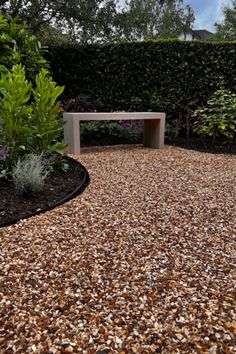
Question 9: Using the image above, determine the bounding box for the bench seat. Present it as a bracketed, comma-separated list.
[63, 112, 166, 154]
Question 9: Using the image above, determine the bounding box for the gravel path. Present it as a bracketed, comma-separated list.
[0, 145, 235, 353]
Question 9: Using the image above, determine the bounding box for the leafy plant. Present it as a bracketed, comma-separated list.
[193, 89, 236, 143]
[81, 120, 126, 138]
[118, 120, 143, 135]
[0, 16, 47, 80]
[12, 154, 48, 195]
[62, 94, 104, 113]
[165, 121, 181, 141]
[30, 69, 65, 154]
[0, 64, 33, 166]
[80, 120, 142, 145]
[41, 154, 69, 173]
[0, 64, 65, 169]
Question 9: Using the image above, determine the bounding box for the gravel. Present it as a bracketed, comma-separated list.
[0, 145, 235, 353]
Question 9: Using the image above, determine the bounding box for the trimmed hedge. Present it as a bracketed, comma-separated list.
[47, 40, 236, 134]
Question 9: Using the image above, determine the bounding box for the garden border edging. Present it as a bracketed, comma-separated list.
[0, 157, 90, 228]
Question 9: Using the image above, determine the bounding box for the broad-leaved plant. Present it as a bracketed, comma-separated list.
[193, 89, 236, 144]
[0, 64, 32, 166]
[0, 64, 65, 171]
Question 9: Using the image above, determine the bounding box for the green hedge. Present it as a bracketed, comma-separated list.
[47, 40, 236, 134]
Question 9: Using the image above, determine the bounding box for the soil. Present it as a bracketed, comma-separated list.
[0, 157, 89, 227]
[168, 136, 236, 155]
[82, 134, 236, 155]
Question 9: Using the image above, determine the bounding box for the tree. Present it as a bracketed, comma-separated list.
[0, 1, 70, 31]
[215, 0, 236, 40]
[0, 0, 118, 44]
[65, 0, 118, 43]
[0, 0, 194, 43]
[116, 0, 195, 40]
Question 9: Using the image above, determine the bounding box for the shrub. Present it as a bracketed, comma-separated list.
[117, 120, 143, 143]
[62, 94, 105, 112]
[0, 15, 47, 80]
[12, 154, 48, 195]
[80, 120, 142, 146]
[165, 121, 181, 141]
[0, 64, 65, 170]
[0, 64, 32, 167]
[30, 68, 65, 154]
[47, 40, 236, 138]
[193, 89, 236, 144]
[81, 121, 127, 145]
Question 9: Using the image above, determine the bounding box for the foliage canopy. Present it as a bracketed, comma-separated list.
[215, 0, 236, 40]
[0, 0, 195, 43]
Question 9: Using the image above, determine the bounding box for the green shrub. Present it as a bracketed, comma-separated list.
[62, 94, 105, 112]
[47, 40, 236, 138]
[12, 154, 48, 195]
[165, 121, 181, 141]
[0, 64, 65, 170]
[0, 16, 47, 80]
[193, 89, 236, 144]
[81, 121, 139, 145]
[0, 64, 32, 166]
[30, 68, 65, 154]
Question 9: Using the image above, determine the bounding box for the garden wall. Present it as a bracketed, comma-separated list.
[47, 40, 236, 132]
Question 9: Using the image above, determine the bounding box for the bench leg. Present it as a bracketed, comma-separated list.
[63, 115, 81, 154]
[143, 118, 165, 149]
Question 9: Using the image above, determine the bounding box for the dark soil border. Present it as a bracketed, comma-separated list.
[167, 137, 236, 155]
[0, 157, 90, 228]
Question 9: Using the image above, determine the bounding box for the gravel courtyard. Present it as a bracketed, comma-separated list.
[0, 145, 235, 353]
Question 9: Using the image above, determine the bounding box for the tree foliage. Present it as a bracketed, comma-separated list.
[0, 0, 195, 43]
[215, 0, 236, 40]
[116, 0, 194, 40]
[0, 0, 119, 43]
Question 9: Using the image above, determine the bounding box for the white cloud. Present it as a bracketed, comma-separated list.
[193, 0, 233, 31]
[118, 0, 233, 32]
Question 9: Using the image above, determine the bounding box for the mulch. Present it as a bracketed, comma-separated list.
[0, 145, 235, 353]
[0, 157, 88, 228]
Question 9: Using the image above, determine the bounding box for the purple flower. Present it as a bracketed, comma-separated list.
[118, 120, 144, 134]
[41, 155, 57, 166]
[0, 146, 9, 161]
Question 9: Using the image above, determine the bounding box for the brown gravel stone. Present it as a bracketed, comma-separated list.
[0, 145, 235, 353]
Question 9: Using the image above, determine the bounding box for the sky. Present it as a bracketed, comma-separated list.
[184, 0, 233, 32]
[118, 0, 234, 33]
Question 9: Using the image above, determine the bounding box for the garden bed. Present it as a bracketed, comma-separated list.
[169, 137, 236, 155]
[0, 156, 89, 228]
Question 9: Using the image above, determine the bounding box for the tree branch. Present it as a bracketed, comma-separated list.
[30, 0, 70, 30]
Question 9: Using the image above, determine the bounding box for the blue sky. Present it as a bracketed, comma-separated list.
[184, 0, 232, 31]
[118, 0, 233, 32]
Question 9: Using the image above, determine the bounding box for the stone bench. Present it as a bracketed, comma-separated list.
[63, 112, 166, 154]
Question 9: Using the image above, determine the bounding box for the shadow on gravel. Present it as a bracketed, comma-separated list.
[168, 137, 236, 155]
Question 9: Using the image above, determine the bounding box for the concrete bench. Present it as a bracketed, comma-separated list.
[63, 112, 166, 154]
